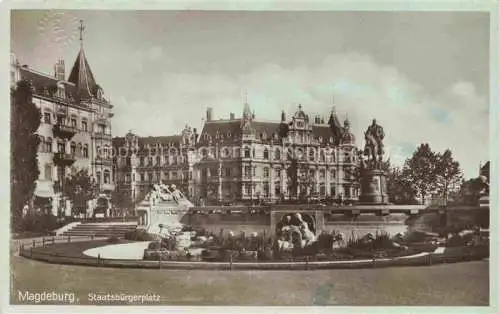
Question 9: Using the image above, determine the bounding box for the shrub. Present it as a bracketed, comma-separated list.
[106, 236, 121, 244]
[147, 241, 162, 250]
[124, 229, 155, 241]
[19, 214, 65, 234]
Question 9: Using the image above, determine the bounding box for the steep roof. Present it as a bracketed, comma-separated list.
[19, 66, 77, 100]
[67, 47, 98, 100]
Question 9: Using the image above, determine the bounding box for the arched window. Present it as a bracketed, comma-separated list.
[77, 143, 83, 157]
[103, 170, 110, 184]
[274, 148, 281, 160]
[263, 148, 269, 160]
[83, 144, 89, 158]
[70, 142, 76, 156]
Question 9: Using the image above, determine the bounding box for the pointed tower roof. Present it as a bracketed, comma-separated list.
[67, 20, 98, 100]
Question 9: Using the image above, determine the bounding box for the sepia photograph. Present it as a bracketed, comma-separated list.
[5, 3, 497, 311]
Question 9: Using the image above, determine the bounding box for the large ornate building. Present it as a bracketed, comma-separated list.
[112, 126, 199, 207]
[114, 102, 360, 206]
[11, 23, 114, 216]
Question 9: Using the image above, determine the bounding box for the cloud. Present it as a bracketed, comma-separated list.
[110, 52, 488, 178]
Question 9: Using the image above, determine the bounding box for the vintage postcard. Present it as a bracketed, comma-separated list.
[3, 1, 498, 313]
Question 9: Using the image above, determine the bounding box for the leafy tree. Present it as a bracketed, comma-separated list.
[435, 149, 463, 205]
[11, 80, 41, 229]
[386, 167, 417, 204]
[403, 143, 438, 204]
[61, 169, 98, 215]
[111, 187, 133, 216]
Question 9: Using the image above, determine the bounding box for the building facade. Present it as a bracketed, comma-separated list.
[11, 33, 114, 216]
[112, 126, 198, 207]
[114, 103, 361, 206]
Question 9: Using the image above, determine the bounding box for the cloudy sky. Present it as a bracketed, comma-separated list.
[11, 10, 489, 178]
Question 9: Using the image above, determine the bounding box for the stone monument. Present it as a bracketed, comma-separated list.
[359, 119, 389, 204]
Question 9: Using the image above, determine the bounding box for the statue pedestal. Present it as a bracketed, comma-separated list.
[359, 169, 389, 205]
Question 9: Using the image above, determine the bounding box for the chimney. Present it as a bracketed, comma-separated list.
[54, 59, 65, 81]
[206, 107, 213, 122]
[230, 112, 235, 120]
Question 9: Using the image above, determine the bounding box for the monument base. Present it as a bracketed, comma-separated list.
[359, 169, 389, 205]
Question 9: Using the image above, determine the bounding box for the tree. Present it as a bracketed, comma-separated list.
[11, 80, 41, 229]
[435, 149, 463, 206]
[111, 187, 133, 216]
[61, 169, 98, 215]
[403, 143, 438, 204]
[387, 167, 417, 204]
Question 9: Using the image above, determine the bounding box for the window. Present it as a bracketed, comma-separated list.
[125, 174, 131, 183]
[77, 143, 82, 157]
[263, 167, 269, 178]
[44, 164, 52, 180]
[344, 153, 351, 163]
[70, 142, 76, 156]
[263, 182, 269, 197]
[275, 168, 281, 178]
[320, 151, 326, 162]
[263, 148, 269, 160]
[57, 115, 65, 125]
[189, 171, 192, 180]
[274, 149, 281, 160]
[244, 166, 251, 178]
[320, 169, 326, 180]
[225, 168, 231, 177]
[81, 120, 88, 132]
[139, 157, 144, 166]
[98, 124, 106, 134]
[71, 118, 77, 128]
[319, 183, 326, 196]
[57, 142, 65, 153]
[104, 170, 110, 184]
[245, 184, 252, 195]
[43, 112, 51, 124]
[330, 169, 336, 179]
[148, 157, 153, 166]
[222, 148, 230, 158]
[330, 186, 336, 197]
[140, 173, 145, 181]
[96, 171, 101, 184]
[275, 184, 281, 197]
[83, 144, 89, 158]
[252, 166, 256, 177]
[252, 148, 255, 158]
[172, 171, 178, 179]
[38, 136, 45, 152]
[46, 138, 52, 153]
[156, 156, 161, 165]
[244, 147, 251, 158]
[309, 148, 315, 161]
[344, 185, 351, 198]
[309, 169, 315, 178]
